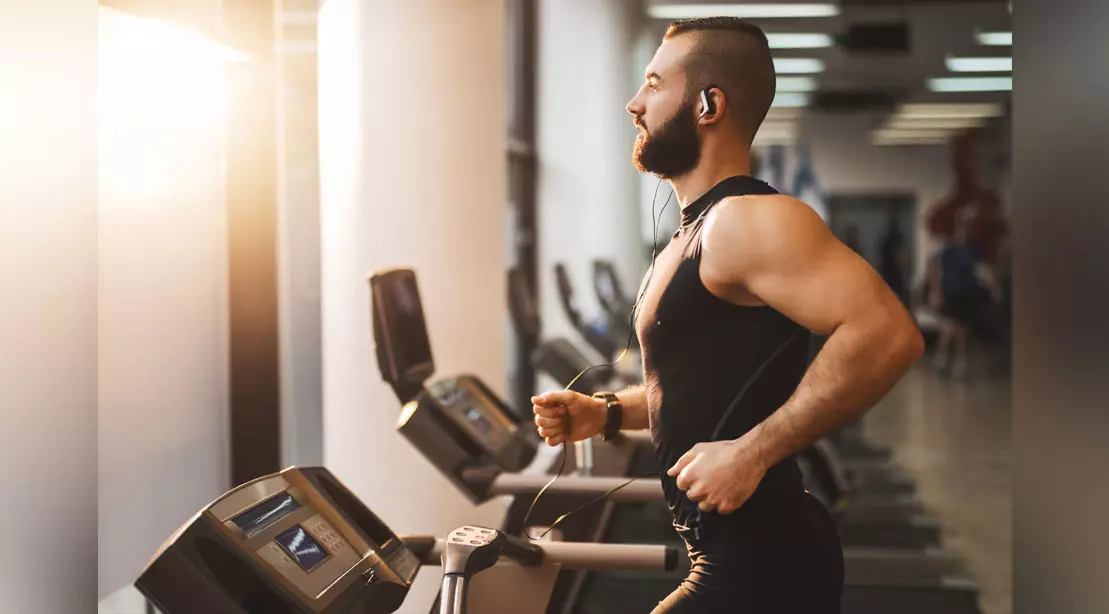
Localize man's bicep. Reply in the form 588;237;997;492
746;221;891;336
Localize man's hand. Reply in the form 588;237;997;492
531;390;606;447
667;439;767;514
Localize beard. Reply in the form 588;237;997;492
632;101;701;179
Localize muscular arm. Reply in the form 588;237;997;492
613;384;649;430
700;195;924;472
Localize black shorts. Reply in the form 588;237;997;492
651;491;844;614
941;294;978;324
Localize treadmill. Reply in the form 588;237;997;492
591;259;637;332
134;466;678;614
370;267;678;611
507;267;615;394
553;263;640;386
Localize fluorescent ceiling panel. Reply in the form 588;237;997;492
766;33;834;49
649;3;840;19
927;77;1012;92
945;56;1012;72
771;92;811;107
774;58;825;74
777;76;817;92
897;103;1004;119
976;31;1012;46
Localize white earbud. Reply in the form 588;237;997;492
699;88;717;119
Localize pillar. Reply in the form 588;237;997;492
318;1;508;610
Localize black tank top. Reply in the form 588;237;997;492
635;175;811;534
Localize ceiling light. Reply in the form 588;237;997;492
759;123;798;134
945;56;1012;72
874;129;951;140
648;3;840;20
897;103;1004;119
755;123;797;136
774;58;825;74
777;77;817;92
766;33;834;49
753;131;798;146
885;118;986;131
771;92;811;108
976;31;1012;46
927;77;1012;92
872;136;949;147
753;137;797;147
765;108;804;121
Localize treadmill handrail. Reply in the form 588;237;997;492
420;538;677;573
487;473;662;502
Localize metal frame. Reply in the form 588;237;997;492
507;0;540;412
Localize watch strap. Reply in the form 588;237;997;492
592;392;623;441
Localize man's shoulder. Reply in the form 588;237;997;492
700;192;830;274
705;193;824;241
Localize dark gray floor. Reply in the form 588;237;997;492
864;358;1013;614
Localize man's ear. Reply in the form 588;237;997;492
698;85;725;125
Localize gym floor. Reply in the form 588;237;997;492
865;354;1013;614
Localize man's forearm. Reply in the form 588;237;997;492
744;317;923;470
614;385;650;430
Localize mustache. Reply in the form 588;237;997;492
633;116;647;131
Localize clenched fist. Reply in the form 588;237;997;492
667;439;768;515
530;390;606;447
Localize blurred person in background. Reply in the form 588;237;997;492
926;130;1007;266
929;209;1002;381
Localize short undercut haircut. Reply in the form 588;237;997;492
664;17;777;145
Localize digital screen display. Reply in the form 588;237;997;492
275;525;330;572
232;493;300;538
465;407;492;435
373;271;433;381
596;265;617;302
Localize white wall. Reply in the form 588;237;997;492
96;6;230;599
318;1;510;611
537;0;648;362
0;3;97;610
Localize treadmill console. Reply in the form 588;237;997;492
398;375;538;503
136;467;419;614
427;378;519;459
370;268;436;404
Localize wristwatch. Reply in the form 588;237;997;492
591;392;623;442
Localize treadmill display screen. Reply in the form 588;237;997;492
232;493;300;538
275;525;330;572
373;271;433;383
464;407;492;435
597;271;616;302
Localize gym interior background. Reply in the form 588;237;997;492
94;0;1012;613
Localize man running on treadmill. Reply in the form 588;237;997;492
532;17;924;614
